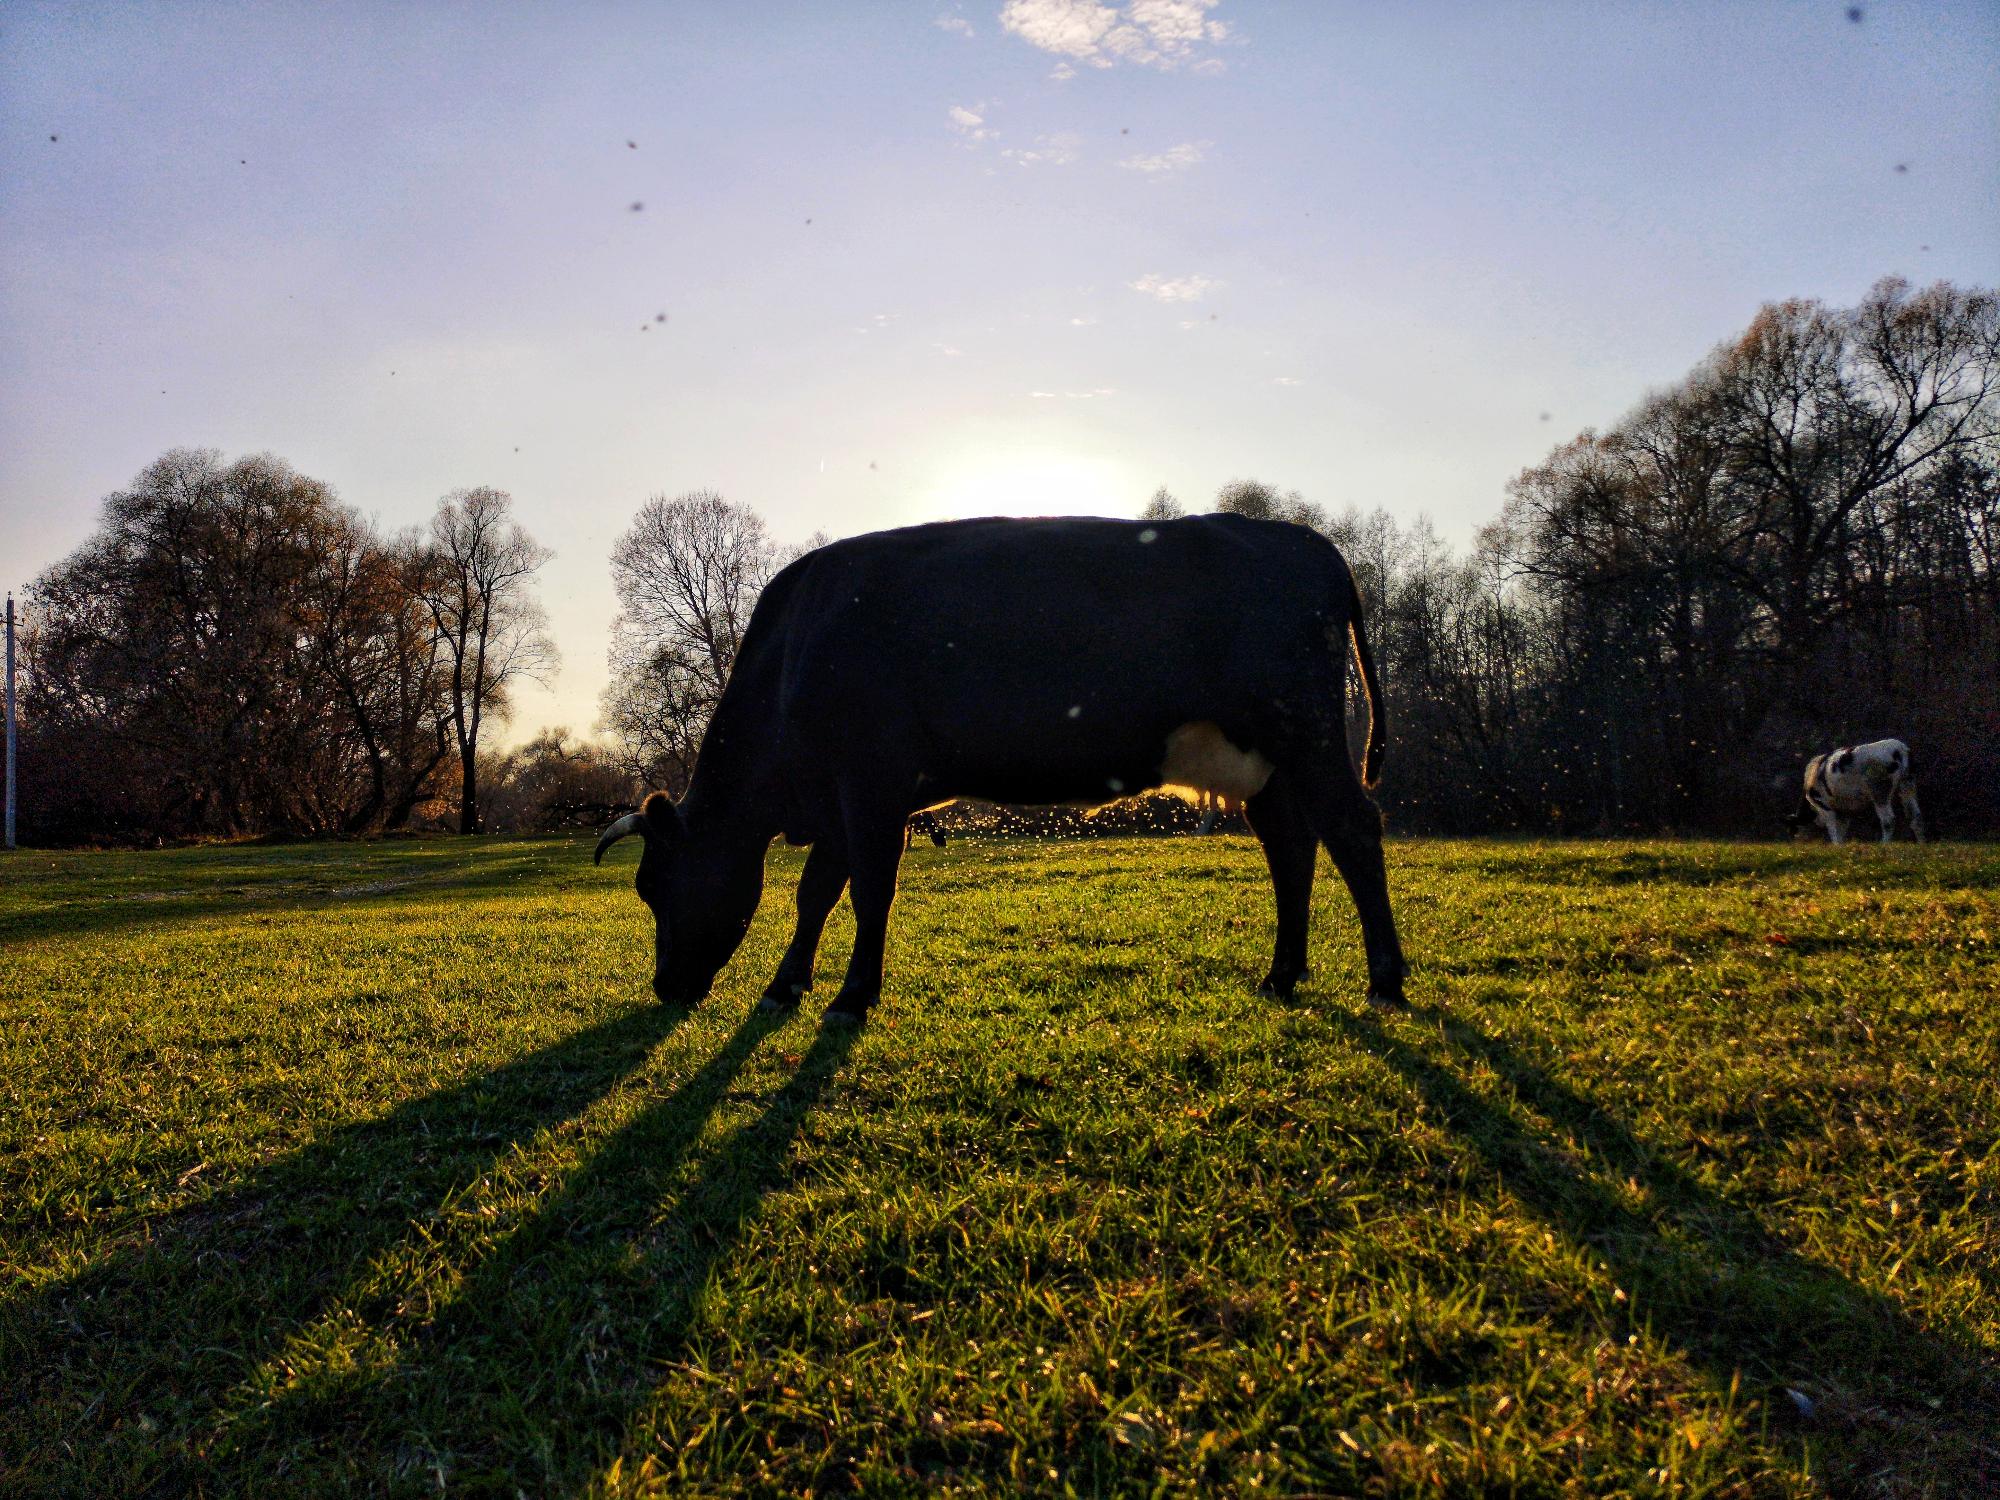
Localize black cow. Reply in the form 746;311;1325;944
594;514;1407;1023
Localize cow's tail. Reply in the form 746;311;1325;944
1345;565;1386;790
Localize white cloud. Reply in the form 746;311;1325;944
1272;376;1302;386
1002;132;1081;166
947;103;996;143
936;343;965;356
1031;388;1117;399
1001;0;1116;64
935;14;975;37
1000;0;1231;72
1117;139;1208;174
1125;0;1226;52
1131;272;1220;303
1069;315;1098;326
1049;61;1078;80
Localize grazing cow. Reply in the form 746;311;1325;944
1789;739;1925;844
593;514;1406;1023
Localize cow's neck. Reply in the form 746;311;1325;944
680;608;789;847
681;705;781;848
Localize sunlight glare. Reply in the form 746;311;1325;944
920;450;1139;522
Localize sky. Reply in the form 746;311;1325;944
4;0;1996;742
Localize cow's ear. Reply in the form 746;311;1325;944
642;791;684;842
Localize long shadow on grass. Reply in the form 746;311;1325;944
2;999;685;1494
1330;1008;2000;1489
205;1011;858;1495
1480;849;1786;888
1490;845;1998;891
0;840;592;947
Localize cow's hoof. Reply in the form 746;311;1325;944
822;993;873;1027
1256;967;1308;1000
755;992;799;1016
1366;989;1411;1012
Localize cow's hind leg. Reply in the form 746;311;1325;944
1243;773;1316;998
1288;757;1408;1009
1900;782;1925;843
823;794;911;1026
758;840;849;1014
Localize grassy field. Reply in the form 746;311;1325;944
2;833;1996;1498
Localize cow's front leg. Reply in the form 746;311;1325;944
1902;785;1926;843
1874;800;1897;844
824;802;910;1026
758;840;849;1014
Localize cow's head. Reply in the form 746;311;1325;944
1784;756;1827;837
594;793;763;1005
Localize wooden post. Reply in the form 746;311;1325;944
5;594;15;850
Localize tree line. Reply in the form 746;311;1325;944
17;450;557;841
1434;275;1996;834
1155;277;1997;835
594;276;1999;838
16;276;1996;844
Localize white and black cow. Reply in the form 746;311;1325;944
594;514;1406;1022
1790;739;1925;844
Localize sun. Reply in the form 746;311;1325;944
919;448;1139;522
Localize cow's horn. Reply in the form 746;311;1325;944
593;812;647;865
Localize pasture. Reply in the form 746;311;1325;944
2;834;1996;1497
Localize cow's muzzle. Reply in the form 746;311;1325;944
653;973;712;1007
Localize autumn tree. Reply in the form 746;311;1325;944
301;516;454;831
21;449;460;840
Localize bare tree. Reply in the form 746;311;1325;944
1139;486;1183;521
419;488;557;833
1717;277;2000;668
1214;477;1283;520
477;726;638;832
600;491;777;795
1214;478;1327;532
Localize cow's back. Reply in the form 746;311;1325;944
760;515;1357;802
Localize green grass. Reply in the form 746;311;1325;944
3;834;1996;1497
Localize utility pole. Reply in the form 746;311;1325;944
5;593;15;851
